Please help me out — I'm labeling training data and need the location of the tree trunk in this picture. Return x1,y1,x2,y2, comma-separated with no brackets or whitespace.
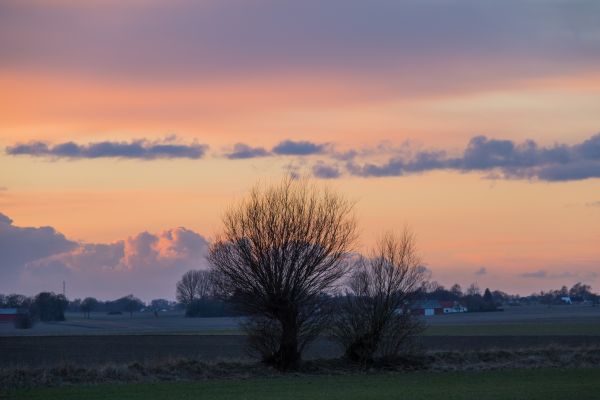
345,332,380,363
272,314,300,370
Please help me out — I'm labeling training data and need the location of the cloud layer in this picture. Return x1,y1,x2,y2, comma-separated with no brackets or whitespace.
6,138,207,160
5,133,600,181
519,270,598,281
346,133,600,182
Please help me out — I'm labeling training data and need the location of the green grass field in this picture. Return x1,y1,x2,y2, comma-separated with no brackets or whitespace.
6,368,600,400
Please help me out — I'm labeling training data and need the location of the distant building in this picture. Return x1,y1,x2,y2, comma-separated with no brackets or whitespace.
440,301,468,314
410,300,468,316
411,300,440,316
560,296,572,305
0,308,19,323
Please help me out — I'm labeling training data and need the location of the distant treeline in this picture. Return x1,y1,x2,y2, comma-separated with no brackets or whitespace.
420,281,600,309
2,281,597,328
0,292,243,322
0,292,68,327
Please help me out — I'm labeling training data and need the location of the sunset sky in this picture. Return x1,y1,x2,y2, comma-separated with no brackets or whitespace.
1,0,599,301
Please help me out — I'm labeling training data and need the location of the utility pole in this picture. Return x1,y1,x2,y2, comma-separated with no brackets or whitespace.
62,280,66,297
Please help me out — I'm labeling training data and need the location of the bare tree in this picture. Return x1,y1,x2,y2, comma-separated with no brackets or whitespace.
208,176,356,370
80,297,98,319
332,229,426,363
176,270,213,306
466,283,481,296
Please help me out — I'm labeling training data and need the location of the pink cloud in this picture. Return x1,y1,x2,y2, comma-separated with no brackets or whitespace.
22,227,209,300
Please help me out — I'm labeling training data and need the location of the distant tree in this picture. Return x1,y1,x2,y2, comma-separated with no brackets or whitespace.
68,298,82,313
176,270,213,307
450,284,463,298
466,283,481,296
5,294,31,309
428,285,459,301
114,295,144,318
425,281,443,293
150,298,170,312
491,290,510,305
31,292,68,321
208,176,356,370
539,291,555,306
482,288,497,311
80,297,99,318
569,283,593,301
559,285,569,296
332,229,426,363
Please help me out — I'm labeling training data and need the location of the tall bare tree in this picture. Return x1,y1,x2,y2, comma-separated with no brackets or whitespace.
176,270,213,306
208,176,357,370
332,229,426,363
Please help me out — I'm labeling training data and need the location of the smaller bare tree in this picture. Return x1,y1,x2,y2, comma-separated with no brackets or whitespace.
332,229,427,363
176,270,213,306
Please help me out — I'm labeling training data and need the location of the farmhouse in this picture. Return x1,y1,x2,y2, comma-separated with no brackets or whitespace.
0,308,19,323
441,301,468,314
560,296,572,304
411,300,468,316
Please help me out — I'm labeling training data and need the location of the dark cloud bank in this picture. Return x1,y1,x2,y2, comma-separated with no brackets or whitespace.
226,143,270,159
272,140,327,156
6,138,207,160
345,133,600,182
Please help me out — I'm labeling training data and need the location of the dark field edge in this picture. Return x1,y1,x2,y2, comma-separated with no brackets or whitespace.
4,335,600,369
2,321,599,337
1,346,599,391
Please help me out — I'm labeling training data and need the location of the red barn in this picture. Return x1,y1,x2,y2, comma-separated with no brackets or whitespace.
0,308,19,322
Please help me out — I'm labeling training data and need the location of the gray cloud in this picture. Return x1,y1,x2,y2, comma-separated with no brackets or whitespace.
586,201,600,208
475,267,487,276
520,270,550,279
0,213,78,290
24,227,210,300
6,138,208,160
535,161,600,181
346,133,600,182
312,162,341,179
518,270,586,279
225,143,270,159
272,140,328,156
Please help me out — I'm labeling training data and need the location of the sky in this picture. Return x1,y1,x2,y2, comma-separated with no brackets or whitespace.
1,0,599,301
